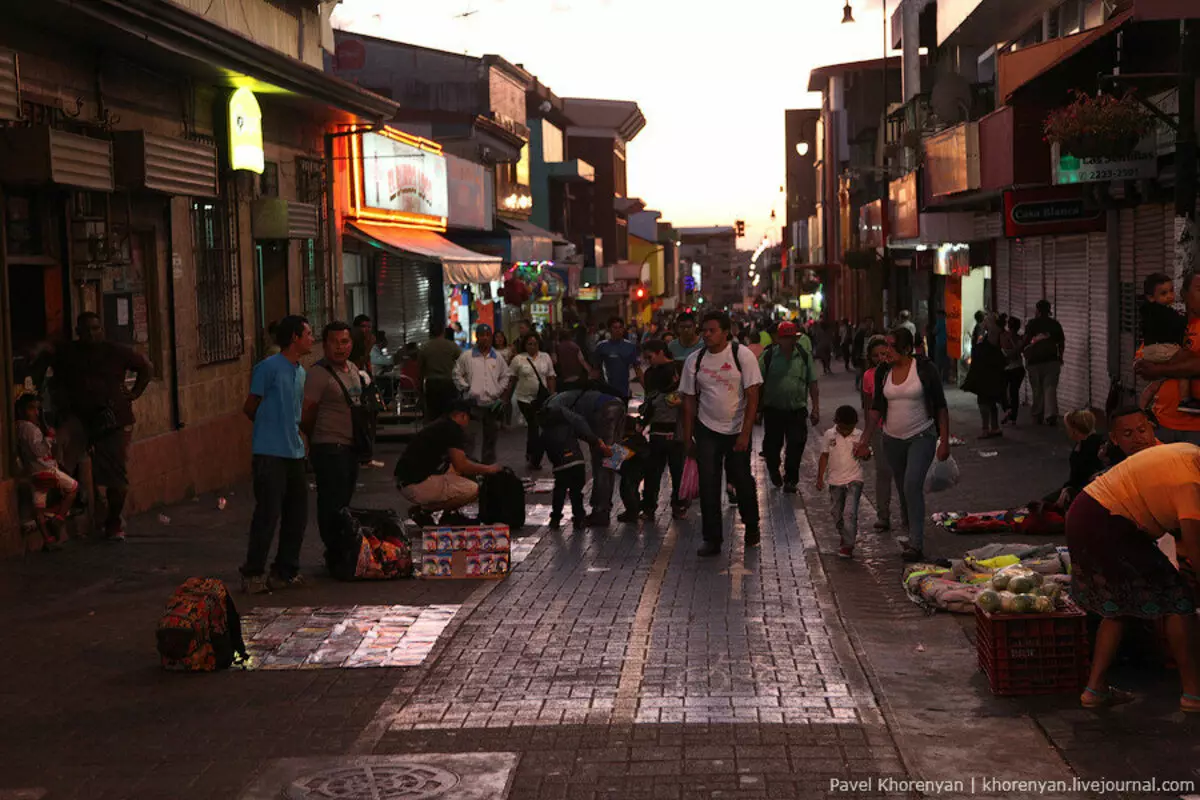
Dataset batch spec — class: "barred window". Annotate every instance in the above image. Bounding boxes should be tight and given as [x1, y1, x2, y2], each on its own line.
[297, 157, 329, 329]
[193, 199, 244, 364]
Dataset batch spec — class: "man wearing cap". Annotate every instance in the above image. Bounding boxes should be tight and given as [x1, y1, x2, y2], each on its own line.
[453, 324, 514, 464]
[758, 321, 820, 493]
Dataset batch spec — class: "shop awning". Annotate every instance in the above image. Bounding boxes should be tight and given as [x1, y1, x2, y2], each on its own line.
[346, 221, 502, 284]
[1001, 11, 1133, 102]
[499, 218, 564, 262]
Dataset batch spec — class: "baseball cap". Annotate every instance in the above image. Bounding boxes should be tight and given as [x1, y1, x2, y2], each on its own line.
[475, 323, 493, 335]
[776, 321, 798, 337]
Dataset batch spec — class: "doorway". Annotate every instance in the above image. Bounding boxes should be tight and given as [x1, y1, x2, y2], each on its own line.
[255, 241, 289, 355]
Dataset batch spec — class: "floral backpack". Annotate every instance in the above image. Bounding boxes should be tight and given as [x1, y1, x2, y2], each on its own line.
[156, 578, 247, 671]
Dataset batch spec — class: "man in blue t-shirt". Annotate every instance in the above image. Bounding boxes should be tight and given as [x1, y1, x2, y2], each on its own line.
[667, 312, 705, 363]
[592, 317, 642, 399]
[240, 315, 314, 594]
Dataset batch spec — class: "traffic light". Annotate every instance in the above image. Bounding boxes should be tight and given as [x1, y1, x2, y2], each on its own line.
[631, 284, 648, 302]
[735, 220, 746, 238]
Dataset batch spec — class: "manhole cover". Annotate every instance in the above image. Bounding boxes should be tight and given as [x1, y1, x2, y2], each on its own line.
[286, 764, 460, 799]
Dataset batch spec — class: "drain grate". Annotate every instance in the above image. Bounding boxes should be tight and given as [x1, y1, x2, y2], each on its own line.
[286, 763, 460, 799]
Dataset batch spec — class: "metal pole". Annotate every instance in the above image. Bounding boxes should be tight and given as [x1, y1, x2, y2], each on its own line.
[1175, 19, 1197, 280]
[880, 0, 891, 325]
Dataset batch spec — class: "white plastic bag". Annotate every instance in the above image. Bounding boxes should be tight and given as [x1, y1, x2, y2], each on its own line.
[924, 455, 960, 493]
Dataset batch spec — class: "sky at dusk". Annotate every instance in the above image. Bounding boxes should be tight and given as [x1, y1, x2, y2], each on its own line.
[332, 0, 895, 247]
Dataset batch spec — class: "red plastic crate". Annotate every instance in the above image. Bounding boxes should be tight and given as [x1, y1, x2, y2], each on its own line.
[975, 599, 1090, 696]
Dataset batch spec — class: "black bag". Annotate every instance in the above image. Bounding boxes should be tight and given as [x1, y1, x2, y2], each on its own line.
[327, 508, 413, 581]
[478, 467, 526, 530]
[321, 363, 372, 457]
[524, 355, 551, 409]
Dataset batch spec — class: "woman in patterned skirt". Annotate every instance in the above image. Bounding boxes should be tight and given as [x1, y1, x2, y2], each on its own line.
[1066, 442, 1200, 711]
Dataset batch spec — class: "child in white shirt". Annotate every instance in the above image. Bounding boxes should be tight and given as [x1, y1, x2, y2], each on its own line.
[816, 405, 866, 559]
[15, 393, 78, 548]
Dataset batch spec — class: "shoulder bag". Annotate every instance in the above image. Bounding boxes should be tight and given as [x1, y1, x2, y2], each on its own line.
[322, 363, 372, 456]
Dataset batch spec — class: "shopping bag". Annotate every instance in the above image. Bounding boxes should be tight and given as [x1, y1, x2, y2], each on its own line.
[678, 457, 700, 501]
[924, 455, 960, 494]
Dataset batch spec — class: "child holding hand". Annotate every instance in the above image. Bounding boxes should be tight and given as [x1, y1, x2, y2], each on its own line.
[817, 405, 866, 559]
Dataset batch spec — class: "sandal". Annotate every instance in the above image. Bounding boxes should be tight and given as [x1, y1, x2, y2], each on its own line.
[1080, 685, 1136, 708]
[1182, 693, 1200, 713]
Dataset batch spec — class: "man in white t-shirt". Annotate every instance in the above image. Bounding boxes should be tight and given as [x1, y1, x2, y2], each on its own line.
[680, 311, 764, 557]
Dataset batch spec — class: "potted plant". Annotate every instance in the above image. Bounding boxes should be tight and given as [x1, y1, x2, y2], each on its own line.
[1044, 91, 1153, 160]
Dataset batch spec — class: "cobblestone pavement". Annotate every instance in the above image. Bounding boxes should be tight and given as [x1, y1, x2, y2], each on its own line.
[3, 371, 1198, 800]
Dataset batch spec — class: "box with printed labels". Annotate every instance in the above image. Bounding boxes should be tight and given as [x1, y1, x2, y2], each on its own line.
[420, 524, 510, 579]
[420, 524, 510, 554]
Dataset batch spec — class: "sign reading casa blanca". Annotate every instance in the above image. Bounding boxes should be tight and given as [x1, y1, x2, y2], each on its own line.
[228, 87, 264, 174]
[351, 129, 448, 229]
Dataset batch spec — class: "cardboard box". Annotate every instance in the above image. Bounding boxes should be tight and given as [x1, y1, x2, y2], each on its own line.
[421, 551, 510, 580]
[421, 524, 510, 554]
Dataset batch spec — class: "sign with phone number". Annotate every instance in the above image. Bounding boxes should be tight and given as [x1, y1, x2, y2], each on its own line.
[1054, 151, 1157, 185]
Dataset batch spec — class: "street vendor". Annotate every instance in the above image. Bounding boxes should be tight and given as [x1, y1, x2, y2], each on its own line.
[394, 400, 502, 526]
[1065, 442, 1200, 712]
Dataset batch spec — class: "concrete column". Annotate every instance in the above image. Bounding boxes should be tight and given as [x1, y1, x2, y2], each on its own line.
[902, 0, 922, 102]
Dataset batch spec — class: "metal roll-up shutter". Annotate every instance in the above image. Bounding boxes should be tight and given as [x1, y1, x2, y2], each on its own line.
[1023, 237, 1044, 321]
[375, 254, 435, 350]
[1050, 235, 1089, 412]
[1118, 209, 1137, 392]
[996, 238, 1011, 317]
[1010, 240, 1026, 332]
[1088, 232, 1110, 407]
[1131, 205, 1171, 395]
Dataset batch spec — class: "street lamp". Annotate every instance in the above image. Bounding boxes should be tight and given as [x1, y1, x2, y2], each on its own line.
[795, 142, 809, 157]
[841, 0, 854, 24]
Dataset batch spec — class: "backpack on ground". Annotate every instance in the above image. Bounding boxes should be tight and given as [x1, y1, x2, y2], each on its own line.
[156, 577, 247, 671]
[479, 467, 526, 529]
[329, 508, 414, 581]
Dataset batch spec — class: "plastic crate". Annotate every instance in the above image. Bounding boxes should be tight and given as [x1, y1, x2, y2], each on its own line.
[975, 599, 1089, 696]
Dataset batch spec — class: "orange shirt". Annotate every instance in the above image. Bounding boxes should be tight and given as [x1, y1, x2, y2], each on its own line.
[1084, 442, 1200, 537]
[1152, 316, 1200, 431]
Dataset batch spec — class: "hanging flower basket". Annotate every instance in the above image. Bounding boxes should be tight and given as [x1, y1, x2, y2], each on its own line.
[1044, 92, 1153, 160]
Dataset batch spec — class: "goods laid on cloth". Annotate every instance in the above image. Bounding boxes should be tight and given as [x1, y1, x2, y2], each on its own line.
[328, 508, 414, 581]
[976, 597, 1089, 696]
[156, 577, 248, 671]
[932, 501, 1065, 536]
[422, 524, 511, 579]
[902, 543, 1071, 614]
[479, 468, 526, 529]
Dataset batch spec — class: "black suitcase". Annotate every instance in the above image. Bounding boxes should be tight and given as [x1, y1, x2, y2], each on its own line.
[478, 468, 525, 530]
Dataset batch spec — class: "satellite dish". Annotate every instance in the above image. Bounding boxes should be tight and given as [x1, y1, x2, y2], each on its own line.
[930, 72, 973, 127]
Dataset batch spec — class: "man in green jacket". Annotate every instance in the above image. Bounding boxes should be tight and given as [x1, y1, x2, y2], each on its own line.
[759, 321, 820, 492]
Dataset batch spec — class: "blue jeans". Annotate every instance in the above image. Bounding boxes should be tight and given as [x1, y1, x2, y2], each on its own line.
[830, 481, 864, 547]
[880, 427, 938, 551]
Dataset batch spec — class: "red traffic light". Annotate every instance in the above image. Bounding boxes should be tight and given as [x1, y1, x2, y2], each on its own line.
[633, 285, 647, 301]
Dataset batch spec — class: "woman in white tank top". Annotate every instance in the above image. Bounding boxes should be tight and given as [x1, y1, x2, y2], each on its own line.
[854, 326, 951, 561]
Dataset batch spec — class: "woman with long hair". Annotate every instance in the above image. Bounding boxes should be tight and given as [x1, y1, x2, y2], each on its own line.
[854, 326, 951, 561]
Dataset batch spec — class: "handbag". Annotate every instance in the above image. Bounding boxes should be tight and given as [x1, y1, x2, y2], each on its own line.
[525, 355, 551, 409]
[321, 363, 372, 457]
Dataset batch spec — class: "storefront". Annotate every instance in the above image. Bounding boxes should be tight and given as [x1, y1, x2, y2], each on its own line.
[337, 127, 501, 347]
[998, 187, 1110, 410]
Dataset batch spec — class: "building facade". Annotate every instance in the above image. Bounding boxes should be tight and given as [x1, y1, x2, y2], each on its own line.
[0, 0, 397, 554]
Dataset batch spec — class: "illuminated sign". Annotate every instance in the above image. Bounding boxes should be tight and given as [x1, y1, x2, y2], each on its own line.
[578, 286, 601, 301]
[348, 128, 448, 231]
[229, 88, 264, 174]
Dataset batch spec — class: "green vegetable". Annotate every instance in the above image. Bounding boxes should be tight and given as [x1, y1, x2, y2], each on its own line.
[1033, 596, 1054, 614]
[977, 590, 1002, 613]
[1037, 582, 1062, 599]
[1012, 594, 1038, 614]
[991, 573, 1011, 591]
